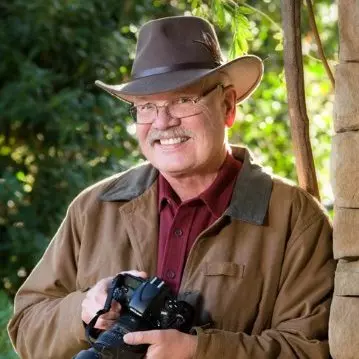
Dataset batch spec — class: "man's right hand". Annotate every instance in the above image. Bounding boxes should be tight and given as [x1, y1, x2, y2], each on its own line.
[81, 270, 148, 330]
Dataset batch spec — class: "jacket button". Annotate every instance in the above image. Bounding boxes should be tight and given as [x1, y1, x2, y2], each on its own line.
[166, 270, 176, 279]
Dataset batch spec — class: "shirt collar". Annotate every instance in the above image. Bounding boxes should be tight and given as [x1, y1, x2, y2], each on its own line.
[199, 153, 242, 217]
[158, 173, 179, 212]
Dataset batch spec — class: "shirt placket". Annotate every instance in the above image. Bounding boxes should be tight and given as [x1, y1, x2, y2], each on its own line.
[161, 203, 196, 293]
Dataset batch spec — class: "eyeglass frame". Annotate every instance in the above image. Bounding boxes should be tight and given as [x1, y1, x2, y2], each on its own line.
[128, 83, 225, 124]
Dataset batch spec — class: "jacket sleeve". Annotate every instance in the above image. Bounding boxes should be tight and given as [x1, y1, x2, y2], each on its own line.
[192, 211, 335, 358]
[7, 202, 90, 359]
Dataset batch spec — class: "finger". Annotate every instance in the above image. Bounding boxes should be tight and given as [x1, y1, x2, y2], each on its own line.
[100, 310, 120, 321]
[124, 330, 162, 345]
[94, 317, 117, 330]
[110, 300, 122, 313]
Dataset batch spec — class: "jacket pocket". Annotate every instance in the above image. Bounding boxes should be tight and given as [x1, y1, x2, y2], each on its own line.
[203, 261, 245, 278]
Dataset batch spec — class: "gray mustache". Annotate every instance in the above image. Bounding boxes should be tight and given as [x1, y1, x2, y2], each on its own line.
[147, 128, 195, 145]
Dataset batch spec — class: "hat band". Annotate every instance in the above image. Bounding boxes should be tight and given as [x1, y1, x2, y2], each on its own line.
[132, 62, 217, 79]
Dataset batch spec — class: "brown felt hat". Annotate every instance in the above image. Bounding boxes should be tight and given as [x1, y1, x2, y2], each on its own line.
[95, 16, 263, 103]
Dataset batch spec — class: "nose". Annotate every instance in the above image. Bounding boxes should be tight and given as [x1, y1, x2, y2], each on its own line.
[152, 106, 181, 130]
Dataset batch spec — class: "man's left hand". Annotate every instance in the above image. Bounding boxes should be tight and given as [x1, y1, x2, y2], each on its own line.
[123, 329, 198, 359]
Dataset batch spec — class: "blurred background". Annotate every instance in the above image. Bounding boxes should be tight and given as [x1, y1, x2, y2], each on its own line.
[0, 0, 337, 356]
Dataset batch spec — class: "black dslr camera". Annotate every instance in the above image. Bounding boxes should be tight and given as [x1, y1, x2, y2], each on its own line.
[73, 273, 194, 359]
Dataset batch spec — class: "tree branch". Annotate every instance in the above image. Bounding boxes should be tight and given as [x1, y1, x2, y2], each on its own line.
[305, 0, 335, 89]
[239, 2, 283, 33]
[281, 0, 320, 200]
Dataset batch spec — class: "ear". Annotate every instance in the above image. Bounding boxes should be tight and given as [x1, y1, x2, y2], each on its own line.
[223, 86, 236, 128]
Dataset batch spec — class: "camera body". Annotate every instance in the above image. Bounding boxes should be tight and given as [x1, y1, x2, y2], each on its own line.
[74, 274, 194, 359]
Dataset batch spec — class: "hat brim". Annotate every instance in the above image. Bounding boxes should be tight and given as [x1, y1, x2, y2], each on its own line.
[95, 55, 263, 104]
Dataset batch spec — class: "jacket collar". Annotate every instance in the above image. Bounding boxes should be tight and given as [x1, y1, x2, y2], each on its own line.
[99, 146, 272, 225]
[225, 146, 272, 224]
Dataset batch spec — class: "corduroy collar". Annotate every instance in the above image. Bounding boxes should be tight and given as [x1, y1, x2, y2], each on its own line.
[99, 146, 272, 225]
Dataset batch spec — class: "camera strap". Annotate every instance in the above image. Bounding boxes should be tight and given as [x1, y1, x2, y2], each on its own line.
[85, 278, 118, 345]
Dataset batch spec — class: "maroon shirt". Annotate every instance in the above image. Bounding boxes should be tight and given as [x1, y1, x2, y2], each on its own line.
[157, 153, 242, 294]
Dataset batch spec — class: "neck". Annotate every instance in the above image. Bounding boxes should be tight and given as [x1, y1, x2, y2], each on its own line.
[161, 152, 228, 202]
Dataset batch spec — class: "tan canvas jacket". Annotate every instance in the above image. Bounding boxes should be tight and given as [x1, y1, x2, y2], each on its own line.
[8, 146, 335, 359]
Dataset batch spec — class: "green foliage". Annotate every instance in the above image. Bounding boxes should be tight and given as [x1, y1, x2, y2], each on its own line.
[189, 0, 255, 55]
[0, 291, 18, 358]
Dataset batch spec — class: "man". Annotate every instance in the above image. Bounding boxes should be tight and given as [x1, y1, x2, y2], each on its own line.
[8, 16, 335, 359]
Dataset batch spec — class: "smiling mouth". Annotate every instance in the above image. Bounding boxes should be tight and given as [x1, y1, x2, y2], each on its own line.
[155, 137, 190, 145]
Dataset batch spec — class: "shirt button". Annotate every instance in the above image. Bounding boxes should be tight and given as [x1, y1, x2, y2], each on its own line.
[174, 228, 183, 237]
[166, 270, 176, 279]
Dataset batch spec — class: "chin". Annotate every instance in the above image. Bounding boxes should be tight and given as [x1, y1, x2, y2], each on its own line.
[155, 162, 193, 176]
[149, 153, 192, 171]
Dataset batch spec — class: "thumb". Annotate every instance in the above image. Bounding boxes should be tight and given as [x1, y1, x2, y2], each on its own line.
[124, 330, 160, 345]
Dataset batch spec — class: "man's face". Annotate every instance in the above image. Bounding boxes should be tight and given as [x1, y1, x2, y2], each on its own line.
[134, 82, 236, 178]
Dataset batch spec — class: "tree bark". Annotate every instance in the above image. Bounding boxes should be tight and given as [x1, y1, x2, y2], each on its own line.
[281, 0, 320, 200]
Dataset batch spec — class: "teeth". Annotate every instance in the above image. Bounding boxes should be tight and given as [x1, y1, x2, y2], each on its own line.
[159, 137, 187, 145]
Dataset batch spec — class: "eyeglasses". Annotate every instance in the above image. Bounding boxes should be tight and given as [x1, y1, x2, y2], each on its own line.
[129, 83, 224, 124]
